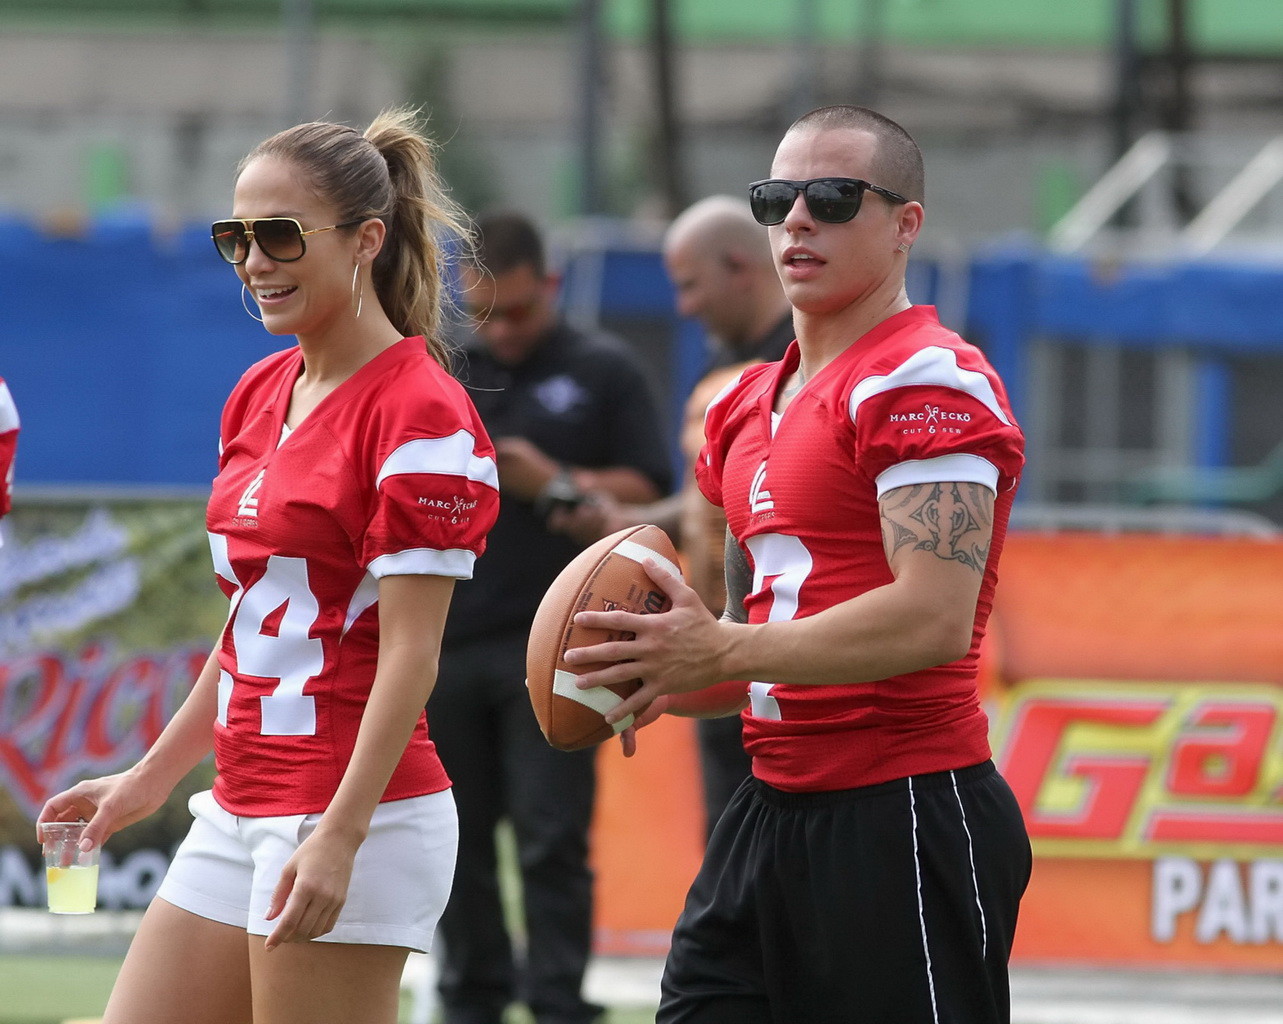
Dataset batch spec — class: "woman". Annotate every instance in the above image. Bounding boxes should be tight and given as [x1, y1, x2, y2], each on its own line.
[36, 108, 499, 1024]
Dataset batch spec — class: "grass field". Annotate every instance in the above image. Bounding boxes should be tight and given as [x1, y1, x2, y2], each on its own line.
[3, 827, 658, 1024]
[0, 953, 657, 1024]
[2, 956, 122, 1024]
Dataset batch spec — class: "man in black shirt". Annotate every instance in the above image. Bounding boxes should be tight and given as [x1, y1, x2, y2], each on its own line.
[431, 211, 670, 1024]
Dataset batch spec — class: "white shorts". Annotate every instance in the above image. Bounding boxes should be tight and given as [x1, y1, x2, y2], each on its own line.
[156, 788, 457, 953]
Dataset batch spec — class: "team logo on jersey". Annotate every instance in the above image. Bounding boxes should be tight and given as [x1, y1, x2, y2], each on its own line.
[749, 461, 774, 515]
[889, 402, 971, 435]
[534, 375, 588, 416]
[417, 495, 479, 513]
[235, 469, 266, 525]
[417, 494, 480, 524]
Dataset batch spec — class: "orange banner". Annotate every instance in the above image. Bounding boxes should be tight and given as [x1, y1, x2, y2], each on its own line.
[590, 532, 1283, 968]
[592, 715, 704, 956]
[989, 532, 1283, 968]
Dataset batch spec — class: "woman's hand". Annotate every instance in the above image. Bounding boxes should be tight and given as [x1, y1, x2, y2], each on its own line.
[263, 826, 361, 950]
[36, 770, 174, 853]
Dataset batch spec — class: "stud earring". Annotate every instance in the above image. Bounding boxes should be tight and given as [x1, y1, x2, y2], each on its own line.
[897, 242, 911, 254]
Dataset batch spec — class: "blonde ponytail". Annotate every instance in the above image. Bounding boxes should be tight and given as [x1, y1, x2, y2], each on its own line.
[242, 106, 471, 367]
[363, 108, 470, 365]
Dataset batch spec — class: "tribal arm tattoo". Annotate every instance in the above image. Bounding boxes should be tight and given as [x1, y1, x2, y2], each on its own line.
[722, 527, 752, 624]
[880, 481, 994, 574]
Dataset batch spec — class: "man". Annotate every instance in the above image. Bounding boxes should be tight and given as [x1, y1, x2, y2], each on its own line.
[430, 210, 670, 1024]
[0, 377, 18, 541]
[566, 106, 1031, 1023]
[556, 195, 793, 838]
[663, 194, 795, 371]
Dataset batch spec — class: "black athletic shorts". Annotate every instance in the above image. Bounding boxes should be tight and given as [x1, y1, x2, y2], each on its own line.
[657, 760, 1032, 1024]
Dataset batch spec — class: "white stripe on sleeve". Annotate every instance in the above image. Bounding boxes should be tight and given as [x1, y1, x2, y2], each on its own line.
[874, 453, 1000, 499]
[375, 430, 499, 492]
[848, 346, 1012, 426]
[368, 546, 478, 580]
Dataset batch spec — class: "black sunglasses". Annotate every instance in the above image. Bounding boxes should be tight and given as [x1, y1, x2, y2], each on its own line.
[465, 295, 543, 327]
[211, 217, 366, 265]
[748, 177, 910, 226]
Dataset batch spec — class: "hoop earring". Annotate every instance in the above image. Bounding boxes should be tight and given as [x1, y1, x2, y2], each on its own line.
[351, 262, 364, 318]
[241, 283, 264, 323]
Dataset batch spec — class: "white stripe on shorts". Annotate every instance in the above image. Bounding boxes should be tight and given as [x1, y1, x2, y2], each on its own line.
[951, 769, 988, 958]
[908, 777, 941, 1024]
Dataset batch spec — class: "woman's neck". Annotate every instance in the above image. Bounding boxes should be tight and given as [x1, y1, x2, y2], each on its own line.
[295, 315, 404, 387]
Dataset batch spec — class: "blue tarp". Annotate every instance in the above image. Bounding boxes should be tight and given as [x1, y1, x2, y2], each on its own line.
[5, 221, 1281, 487]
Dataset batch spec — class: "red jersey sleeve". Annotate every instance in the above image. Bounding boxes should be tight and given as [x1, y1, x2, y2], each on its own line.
[848, 344, 1024, 497]
[361, 383, 499, 580]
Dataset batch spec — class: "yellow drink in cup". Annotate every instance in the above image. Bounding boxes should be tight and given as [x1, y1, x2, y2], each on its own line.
[40, 821, 100, 915]
[46, 864, 100, 914]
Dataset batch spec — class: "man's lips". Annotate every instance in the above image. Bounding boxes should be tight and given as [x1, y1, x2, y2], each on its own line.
[781, 246, 824, 275]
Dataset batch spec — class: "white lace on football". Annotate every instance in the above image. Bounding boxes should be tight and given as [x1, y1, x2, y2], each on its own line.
[552, 670, 634, 734]
[611, 538, 682, 581]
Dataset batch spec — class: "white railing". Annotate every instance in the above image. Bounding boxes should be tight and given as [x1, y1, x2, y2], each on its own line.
[1049, 131, 1283, 258]
[1181, 136, 1283, 255]
[1048, 132, 1174, 254]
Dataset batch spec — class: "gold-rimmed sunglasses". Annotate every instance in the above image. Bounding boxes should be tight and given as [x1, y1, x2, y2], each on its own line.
[211, 217, 366, 265]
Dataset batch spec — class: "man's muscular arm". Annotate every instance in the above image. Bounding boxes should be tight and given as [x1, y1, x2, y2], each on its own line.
[880, 481, 993, 574]
[565, 479, 997, 718]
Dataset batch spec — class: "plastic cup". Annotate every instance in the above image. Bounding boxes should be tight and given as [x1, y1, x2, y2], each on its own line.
[40, 821, 99, 915]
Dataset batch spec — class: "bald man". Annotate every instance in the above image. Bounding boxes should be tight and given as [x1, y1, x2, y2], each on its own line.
[551, 196, 793, 838]
[663, 195, 794, 368]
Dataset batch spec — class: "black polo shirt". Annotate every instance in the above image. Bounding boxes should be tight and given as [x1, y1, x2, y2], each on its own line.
[709, 311, 796, 372]
[444, 320, 673, 646]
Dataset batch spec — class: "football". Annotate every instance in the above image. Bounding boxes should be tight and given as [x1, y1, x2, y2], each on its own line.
[527, 524, 681, 751]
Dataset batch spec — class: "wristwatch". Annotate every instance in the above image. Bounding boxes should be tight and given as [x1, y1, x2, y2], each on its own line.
[534, 467, 585, 519]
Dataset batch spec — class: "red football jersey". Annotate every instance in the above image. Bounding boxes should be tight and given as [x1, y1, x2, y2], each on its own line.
[206, 338, 499, 816]
[0, 378, 17, 527]
[696, 306, 1024, 792]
